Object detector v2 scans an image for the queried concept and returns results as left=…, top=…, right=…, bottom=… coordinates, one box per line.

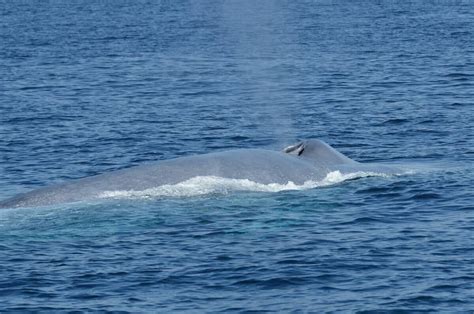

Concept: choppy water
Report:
left=1, top=1, right=473, bottom=312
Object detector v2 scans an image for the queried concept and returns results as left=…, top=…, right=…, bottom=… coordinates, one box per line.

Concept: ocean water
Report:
left=1, top=1, right=473, bottom=312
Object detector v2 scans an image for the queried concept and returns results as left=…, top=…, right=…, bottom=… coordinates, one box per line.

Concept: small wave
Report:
left=98, top=171, right=393, bottom=200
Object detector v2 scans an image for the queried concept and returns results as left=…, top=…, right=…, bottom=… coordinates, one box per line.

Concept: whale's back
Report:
left=0, top=140, right=400, bottom=209
left=0, top=149, right=320, bottom=208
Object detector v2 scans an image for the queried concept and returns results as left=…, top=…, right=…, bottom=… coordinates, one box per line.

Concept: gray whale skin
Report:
left=0, top=139, right=397, bottom=208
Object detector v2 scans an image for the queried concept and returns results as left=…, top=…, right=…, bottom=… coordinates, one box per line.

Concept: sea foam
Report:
left=98, top=170, right=392, bottom=199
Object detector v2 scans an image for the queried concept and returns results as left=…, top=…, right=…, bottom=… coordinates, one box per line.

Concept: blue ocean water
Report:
left=1, top=1, right=473, bottom=312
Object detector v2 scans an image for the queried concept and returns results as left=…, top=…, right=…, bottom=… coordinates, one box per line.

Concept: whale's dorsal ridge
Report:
left=294, top=139, right=357, bottom=166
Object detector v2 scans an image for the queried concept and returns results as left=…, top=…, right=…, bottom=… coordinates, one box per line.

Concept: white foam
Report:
left=98, top=170, right=393, bottom=200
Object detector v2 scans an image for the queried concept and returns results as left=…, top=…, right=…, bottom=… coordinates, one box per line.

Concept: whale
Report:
left=0, top=139, right=399, bottom=208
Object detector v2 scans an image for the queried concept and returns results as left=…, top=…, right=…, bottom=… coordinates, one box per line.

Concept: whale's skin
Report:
left=0, top=139, right=398, bottom=208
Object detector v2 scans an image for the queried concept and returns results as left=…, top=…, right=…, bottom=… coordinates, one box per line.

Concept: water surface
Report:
left=0, top=1, right=473, bottom=312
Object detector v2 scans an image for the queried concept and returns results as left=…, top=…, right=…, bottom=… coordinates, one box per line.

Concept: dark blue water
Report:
left=1, top=1, right=473, bottom=312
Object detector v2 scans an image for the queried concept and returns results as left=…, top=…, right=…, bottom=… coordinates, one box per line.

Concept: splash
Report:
left=99, top=171, right=393, bottom=200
